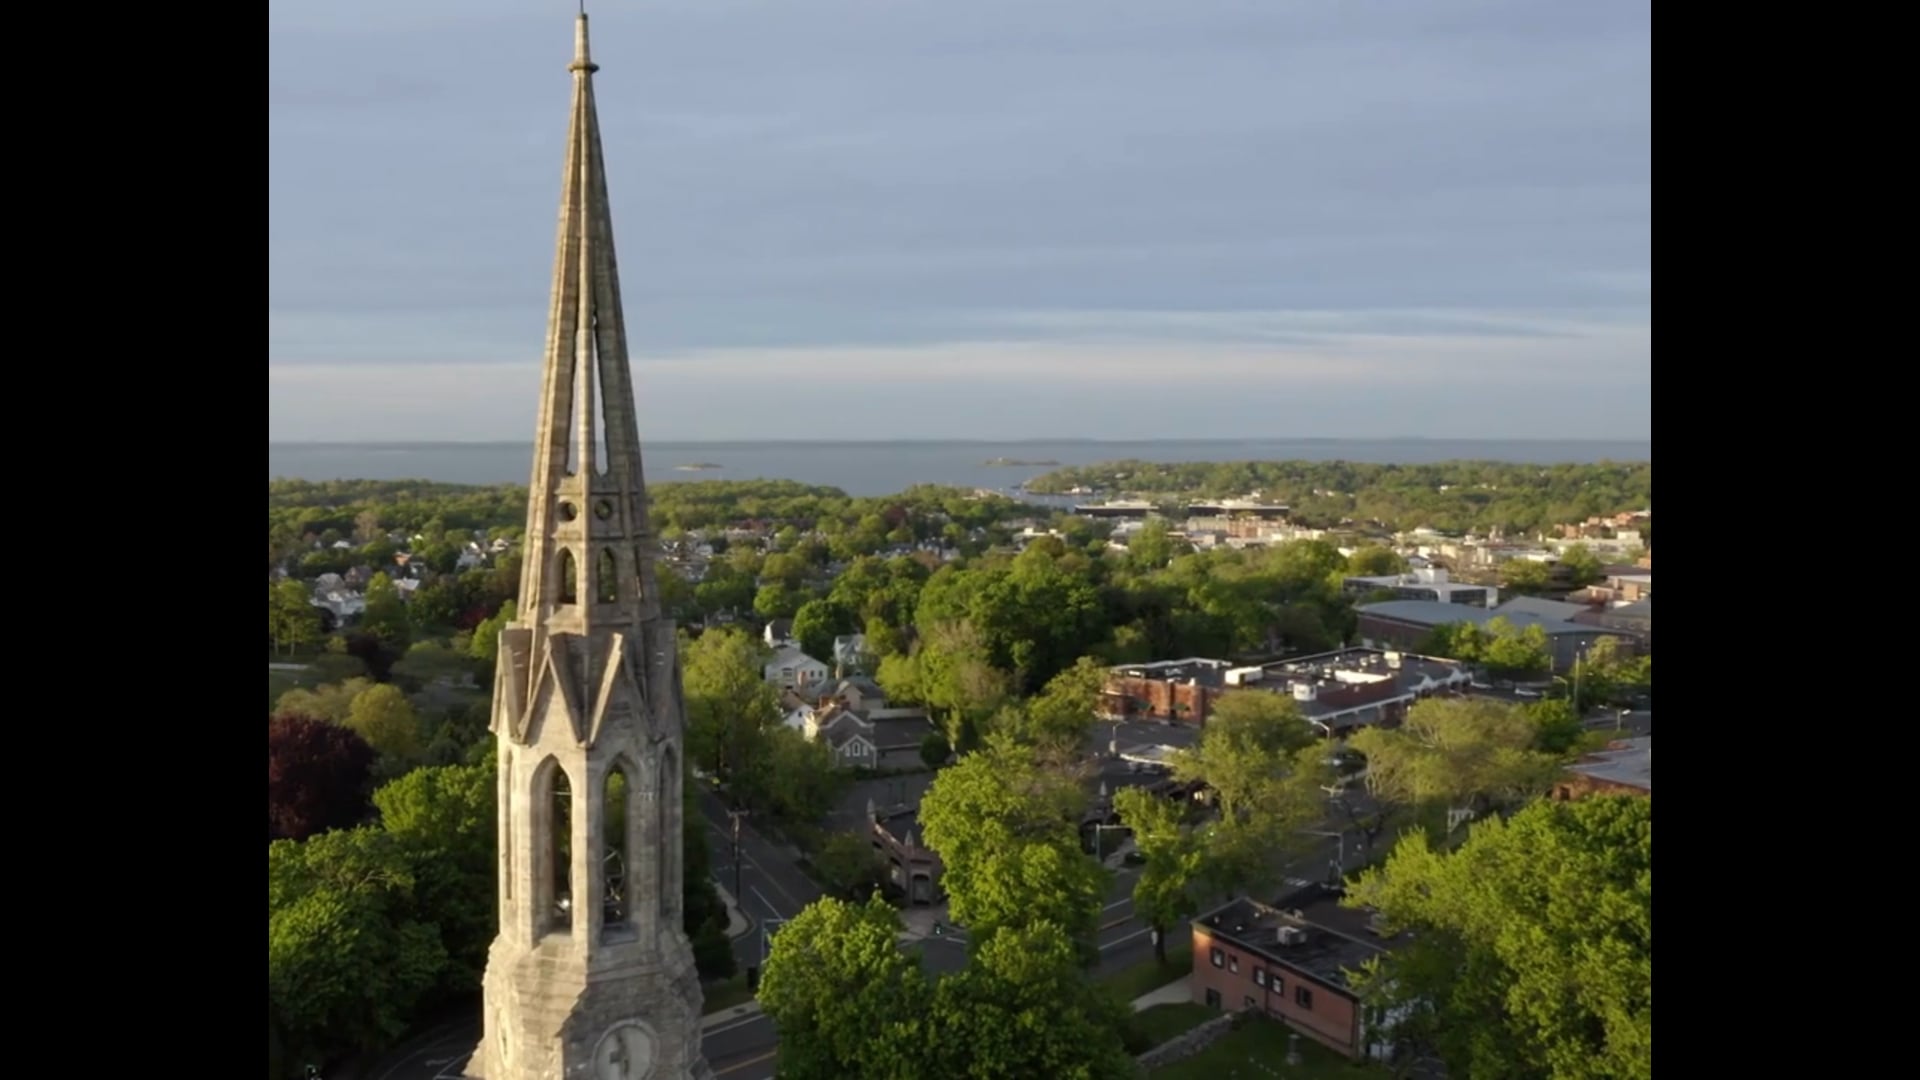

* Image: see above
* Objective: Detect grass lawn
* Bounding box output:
[1134,1002,1215,1047]
[701,971,755,1015]
[268,667,326,712]
[1150,1016,1391,1079]
[1100,941,1193,1002]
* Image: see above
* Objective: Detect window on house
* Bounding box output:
[1205,988,1222,1008]
[1295,986,1314,1009]
[1228,954,1239,973]
[1253,968,1267,988]
[1210,947,1225,968]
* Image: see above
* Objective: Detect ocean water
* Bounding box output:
[268,439,1651,499]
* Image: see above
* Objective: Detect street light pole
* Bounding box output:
[729,808,749,903]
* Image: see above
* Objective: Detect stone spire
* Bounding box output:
[512,8,659,636]
[471,14,713,1079]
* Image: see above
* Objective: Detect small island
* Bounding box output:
[674,462,724,471]
[983,457,1061,467]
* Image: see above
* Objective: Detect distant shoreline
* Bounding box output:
[271,437,1651,451]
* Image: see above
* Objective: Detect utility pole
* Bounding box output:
[729,807,749,904]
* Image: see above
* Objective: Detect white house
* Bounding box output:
[764,619,795,648]
[805,705,880,769]
[832,633,870,673]
[764,645,830,691]
[782,702,817,734]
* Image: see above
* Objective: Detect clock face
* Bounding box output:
[593,1022,657,1080]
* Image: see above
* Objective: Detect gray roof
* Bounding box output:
[1570,737,1651,791]
[1496,596,1596,622]
[1608,598,1652,619]
[1358,599,1604,637]
[1196,884,1401,992]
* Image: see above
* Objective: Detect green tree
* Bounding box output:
[268,828,447,1070]
[270,579,324,655]
[1480,617,1552,680]
[1170,692,1324,894]
[1010,655,1111,756]
[918,744,1105,955]
[468,600,517,668]
[1501,558,1553,592]
[681,629,781,783]
[921,921,1135,1080]
[811,830,887,900]
[1346,545,1408,576]
[919,731,952,769]
[276,678,374,725]
[360,572,412,651]
[752,581,808,621]
[791,598,857,669]
[346,683,425,760]
[1112,786,1205,966]
[372,760,497,996]
[736,725,842,826]
[1558,543,1605,586]
[758,895,931,1080]
[1345,796,1652,1080]
[1347,697,1563,834]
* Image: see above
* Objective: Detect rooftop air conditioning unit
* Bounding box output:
[1276,926,1308,946]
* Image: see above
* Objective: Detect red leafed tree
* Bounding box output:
[269,713,375,841]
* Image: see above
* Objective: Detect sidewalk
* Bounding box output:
[896,901,964,945]
[714,881,755,940]
[1130,975,1192,1012]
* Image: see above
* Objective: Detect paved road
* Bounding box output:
[370,765,1365,1080]
[363,1009,782,1080]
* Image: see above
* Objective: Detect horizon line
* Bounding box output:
[270,436,1652,448]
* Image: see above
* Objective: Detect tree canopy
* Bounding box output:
[1345,796,1652,1080]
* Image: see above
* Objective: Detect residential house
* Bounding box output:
[1190,883,1412,1062]
[764,619,795,648]
[1552,737,1651,801]
[1573,570,1652,607]
[1356,599,1634,674]
[822,676,887,715]
[807,706,879,769]
[763,645,830,691]
[868,805,943,905]
[832,633,870,673]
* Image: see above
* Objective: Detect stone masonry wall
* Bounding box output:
[1135,1011,1241,1071]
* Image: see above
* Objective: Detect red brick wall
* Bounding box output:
[1552,773,1650,801]
[1189,927,1362,1057]
[1102,676,1219,725]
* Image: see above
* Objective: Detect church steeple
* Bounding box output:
[517,9,659,631]
[472,15,713,1079]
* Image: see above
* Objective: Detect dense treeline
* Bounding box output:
[1024,459,1653,534]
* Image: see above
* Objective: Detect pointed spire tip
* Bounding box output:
[570,8,598,73]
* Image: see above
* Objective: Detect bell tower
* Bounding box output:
[469,12,712,1080]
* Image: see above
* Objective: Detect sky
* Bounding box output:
[267,0,1651,443]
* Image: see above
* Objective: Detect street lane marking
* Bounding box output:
[1103,897,1132,911]
[749,885,784,920]
[1100,926,1152,950]
[716,1049,778,1076]
[1099,915,1133,932]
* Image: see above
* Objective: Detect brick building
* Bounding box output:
[1552,737,1651,801]
[1189,884,1410,1061]
[867,805,943,905]
[1101,649,1473,736]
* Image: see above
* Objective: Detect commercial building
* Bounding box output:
[1343,567,1496,608]
[1355,599,1634,673]
[1553,737,1651,800]
[1101,648,1473,736]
